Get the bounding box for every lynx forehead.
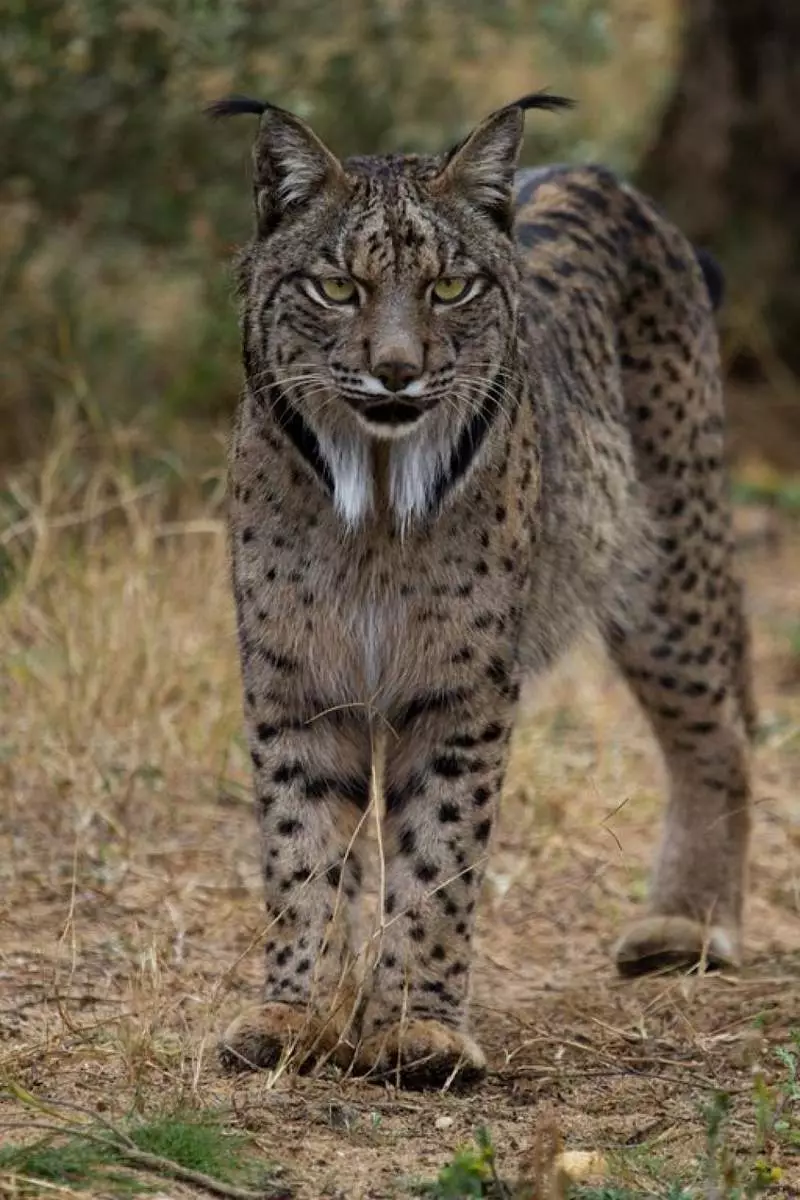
[212,92,755,1089]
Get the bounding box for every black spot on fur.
[431,754,469,779]
[416,861,438,884]
[474,819,492,844]
[386,773,425,814]
[399,828,416,855]
[273,762,302,784]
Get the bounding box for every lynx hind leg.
[609,260,754,975]
[608,522,752,974]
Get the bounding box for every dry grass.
[1,435,798,1198]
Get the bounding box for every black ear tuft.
[205,95,345,233]
[205,95,268,119]
[513,91,576,114]
[694,247,725,311]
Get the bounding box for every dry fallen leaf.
[555,1150,608,1181]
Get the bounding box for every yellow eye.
[432,277,469,304]
[318,277,357,304]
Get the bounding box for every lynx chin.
[209,91,755,1089]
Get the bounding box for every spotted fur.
[215,96,755,1088]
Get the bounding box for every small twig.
[488,1150,513,1199]
[0,1011,130,1071]
[0,1119,281,1200]
[489,1065,745,1092]
[111,1144,285,1200]
[153,519,226,539]
[0,482,162,548]
[0,992,122,1013]
[0,1172,86,1197]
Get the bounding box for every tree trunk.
[637,0,800,465]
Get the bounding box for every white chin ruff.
[317,418,451,533]
[388,436,450,530]
[316,431,374,528]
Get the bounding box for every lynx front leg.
[220,709,372,1073]
[355,692,516,1088]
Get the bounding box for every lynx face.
[236,106,525,526]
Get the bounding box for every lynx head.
[210,93,571,528]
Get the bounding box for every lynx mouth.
[347,396,431,434]
[362,399,425,425]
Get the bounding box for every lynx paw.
[615,915,739,977]
[219,1002,352,1073]
[354,1019,486,1090]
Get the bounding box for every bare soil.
[1,494,798,1198]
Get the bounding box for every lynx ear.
[433,91,574,229]
[434,106,524,226]
[208,96,347,232]
[253,106,347,231]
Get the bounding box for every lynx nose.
[373,358,423,393]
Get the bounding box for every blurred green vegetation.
[1,0,678,464]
